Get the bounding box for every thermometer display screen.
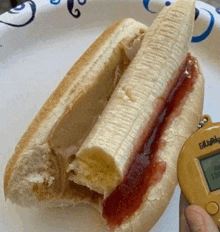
[200,152,220,192]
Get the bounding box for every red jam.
[102,54,198,229]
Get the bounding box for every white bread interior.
[4,0,204,231]
[68,0,198,196]
[67,0,204,231]
[4,18,148,208]
[114,59,204,232]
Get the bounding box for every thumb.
[185,205,219,232]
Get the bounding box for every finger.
[185,205,219,232]
[179,193,190,232]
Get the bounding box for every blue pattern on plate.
[50,0,61,5]
[9,4,26,13]
[0,0,218,44]
[77,0,87,6]
[50,0,87,18]
[165,1,171,6]
[143,0,156,14]
[195,8,200,20]
[192,9,215,43]
[0,0,36,27]
[0,0,87,29]
[67,0,87,18]
[143,0,216,43]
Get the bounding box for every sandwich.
[4,0,204,231]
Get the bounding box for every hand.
[179,193,219,232]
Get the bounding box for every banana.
[4,0,204,231]
[68,0,196,197]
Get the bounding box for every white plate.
[0,0,220,231]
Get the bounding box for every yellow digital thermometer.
[178,115,220,227]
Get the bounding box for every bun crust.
[116,64,204,232]
[4,0,204,231]
[67,0,203,231]
[4,18,148,207]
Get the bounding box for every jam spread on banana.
[102,54,199,228]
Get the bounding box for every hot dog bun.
[4,18,148,208]
[4,0,204,231]
[67,0,204,231]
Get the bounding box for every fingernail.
[185,208,206,232]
